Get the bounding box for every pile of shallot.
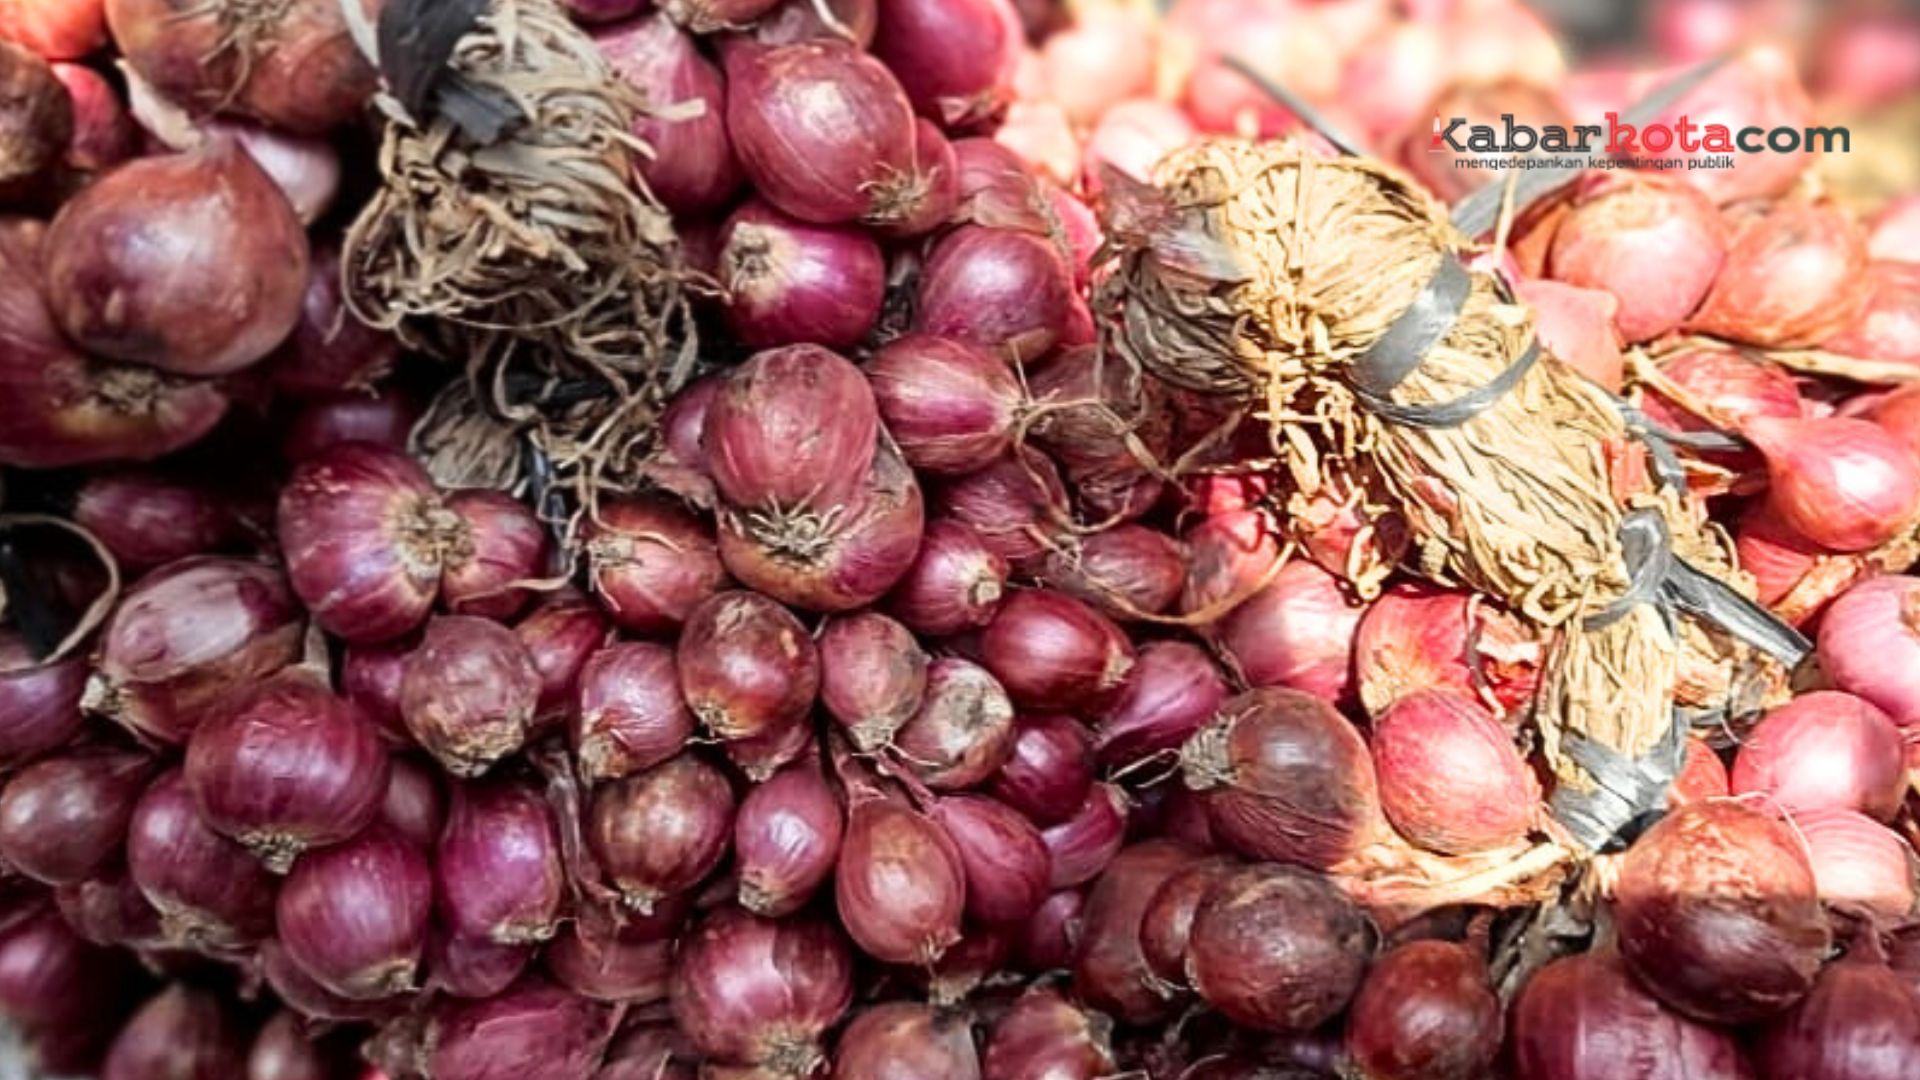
[0,0,1917,1078]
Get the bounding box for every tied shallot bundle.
[1100,140,1793,850]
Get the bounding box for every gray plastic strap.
[1549,718,1687,851]
[1615,400,1749,492]
[1352,254,1471,397]
[1354,338,1542,429]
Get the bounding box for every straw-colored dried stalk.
[1102,139,1772,845]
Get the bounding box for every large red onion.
[1344,938,1501,1080]
[583,496,726,635]
[719,199,884,350]
[915,225,1073,363]
[1612,799,1829,1023]
[1092,640,1229,772]
[102,984,247,1080]
[0,217,228,468]
[126,769,276,948]
[1817,576,1920,725]
[892,656,1017,789]
[1730,691,1907,820]
[72,471,242,573]
[87,556,302,745]
[836,793,966,964]
[938,448,1070,566]
[1370,690,1537,855]
[1182,687,1385,871]
[1794,808,1918,919]
[932,795,1050,925]
[1689,200,1871,348]
[982,589,1134,710]
[1071,840,1192,1025]
[436,777,563,945]
[0,746,151,885]
[989,712,1094,825]
[1743,415,1920,552]
[677,590,819,747]
[516,592,612,726]
[874,0,1014,128]
[1545,174,1728,342]
[0,632,86,767]
[1754,932,1920,1080]
[866,333,1022,476]
[1511,947,1755,1080]
[185,670,389,871]
[590,754,736,915]
[1352,583,1539,719]
[262,244,400,397]
[412,977,616,1080]
[734,760,842,917]
[439,490,548,620]
[276,443,460,643]
[702,343,879,513]
[834,1002,981,1080]
[716,436,924,613]
[819,612,928,752]
[886,519,1009,636]
[982,989,1114,1080]
[597,15,743,215]
[572,641,694,787]
[400,616,540,777]
[1215,558,1363,704]
[1186,863,1372,1032]
[44,139,307,375]
[670,909,853,1075]
[724,41,924,228]
[276,826,431,1000]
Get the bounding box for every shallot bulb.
[1214,558,1363,705]
[409,977,616,1080]
[677,590,819,744]
[886,519,1009,635]
[589,754,736,915]
[1729,691,1908,820]
[719,199,885,351]
[1816,576,1920,725]
[1512,947,1755,1080]
[836,794,967,964]
[734,761,843,917]
[275,826,431,1000]
[982,589,1135,710]
[865,333,1022,476]
[982,990,1115,1080]
[400,616,540,778]
[1612,799,1829,1023]
[0,632,87,767]
[702,343,879,514]
[932,795,1050,925]
[596,15,743,215]
[126,769,277,948]
[989,712,1095,826]
[892,657,1017,790]
[1071,840,1192,1025]
[102,984,247,1080]
[44,138,308,376]
[1185,863,1374,1032]
[1794,808,1918,919]
[670,909,853,1076]
[819,612,928,752]
[1754,933,1920,1080]
[1743,415,1920,552]
[1688,200,1871,348]
[1545,174,1728,342]
[834,1002,981,1080]
[1344,938,1502,1080]
[583,496,727,635]
[572,643,694,784]
[436,777,564,946]
[1370,690,1538,855]
[0,746,153,885]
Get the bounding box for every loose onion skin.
[886,519,1009,635]
[734,760,843,918]
[1072,840,1192,1025]
[44,139,308,376]
[933,795,1050,925]
[0,633,86,767]
[834,1002,981,1080]
[678,591,819,745]
[720,199,885,351]
[982,590,1135,710]
[1546,174,1728,342]
[866,334,1022,476]
[102,984,247,1080]
[573,643,693,785]
[590,754,736,915]
[276,443,459,644]
[1755,935,1920,1080]
[126,769,277,948]
[400,616,541,778]
[836,795,967,964]
[597,14,743,215]
[87,556,303,746]
[989,713,1094,826]
[1743,415,1920,553]
[0,746,152,885]
[915,225,1073,363]
[414,977,617,1080]
[1613,800,1830,1024]
[185,670,390,871]
[1729,691,1908,820]
[583,496,727,635]
[276,826,431,1001]
[1093,641,1229,771]
[543,919,676,1005]
[724,41,920,227]
[436,777,564,946]
[1370,690,1537,855]
[1185,863,1373,1033]
[892,657,1017,790]
[1344,938,1501,1080]
[669,909,854,1076]
[1183,688,1384,871]
[819,612,928,752]
[1512,947,1756,1080]
[702,343,879,513]
[982,990,1114,1080]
